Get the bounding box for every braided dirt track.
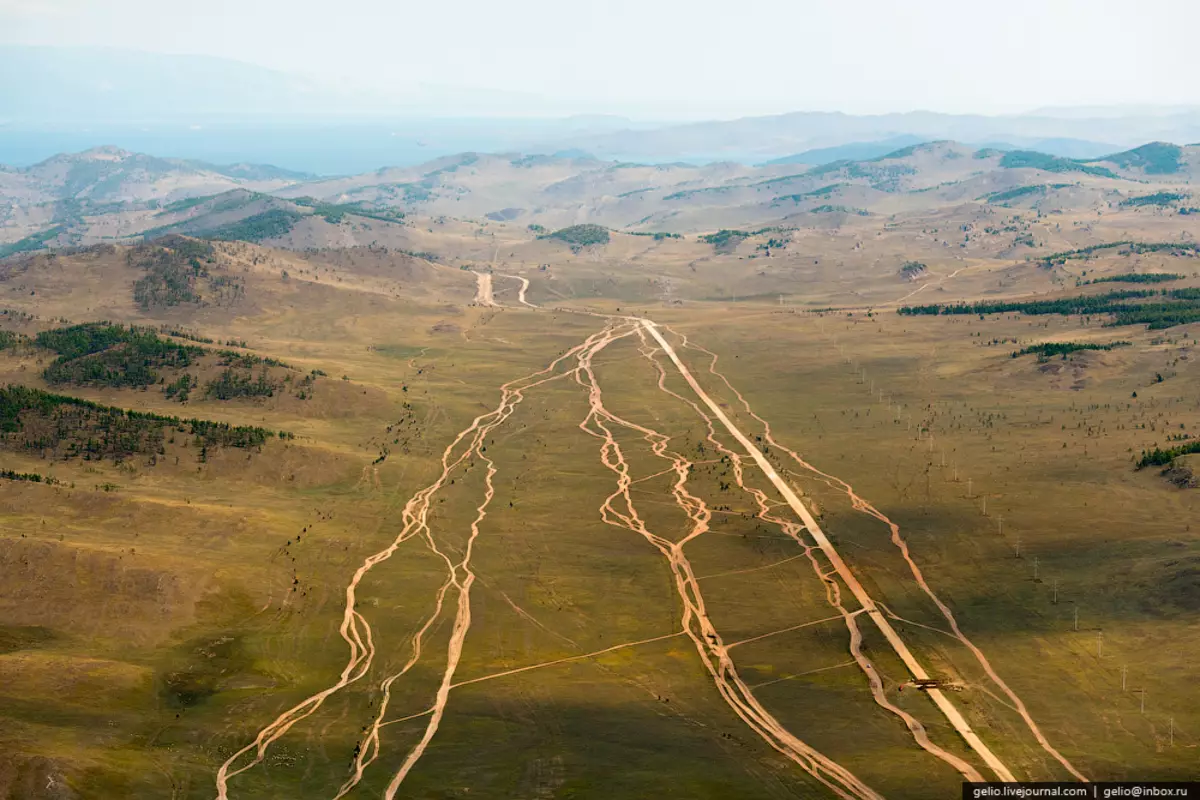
[213,280,1087,797]
[639,320,1016,783]
[666,329,1087,783]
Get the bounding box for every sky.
[3,0,1200,119]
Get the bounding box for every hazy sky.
[4,0,1200,119]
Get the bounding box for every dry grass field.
[2,152,1199,798]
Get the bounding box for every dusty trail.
[497,273,536,307]
[371,327,622,799]
[333,577,452,799]
[218,270,1072,795]
[576,326,884,800]
[217,326,618,799]
[893,265,971,305]
[641,320,1017,783]
[472,271,498,306]
[637,333,984,783]
[452,631,687,689]
[668,328,1086,782]
[382,455,498,798]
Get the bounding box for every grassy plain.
[1,207,1198,799]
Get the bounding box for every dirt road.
[473,271,497,306]
[217,329,615,799]
[216,287,1091,796]
[639,319,1019,783]
[498,273,535,307]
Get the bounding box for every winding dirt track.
[639,320,1018,783]
[216,326,618,799]
[472,271,498,306]
[215,277,1088,797]
[635,331,985,783]
[670,331,1087,783]
[497,273,535,307]
[575,324,883,800]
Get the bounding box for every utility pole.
[1052,577,1058,603]
[1139,688,1146,714]
[998,515,1003,535]
[1033,556,1039,580]
[1097,631,1103,658]
[1169,717,1174,747]
[1073,606,1079,632]
[1121,665,1127,691]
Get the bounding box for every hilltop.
[8,140,1200,259]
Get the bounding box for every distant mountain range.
[538,111,1200,165]
[6,46,1200,174]
[3,139,1198,259]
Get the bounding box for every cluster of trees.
[1109,302,1200,329]
[1099,142,1183,175]
[1087,273,1182,284]
[397,249,440,261]
[203,209,302,243]
[902,288,1200,329]
[293,371,319,401]
[771,183,845,204]
[154,236,215,261]
[700,226,796,253]
[129,239,244,308]
[900,261,927,279]
[216,350,290,370]
[290,197,406,225]
[807,160,916,187]
[130,244,206,308]
[205,368,282,400]
[1120,192,1190,208]
[160,327,215,344]
[663,186,734,201]
[628,231,682,240]
[1040,240,1200,267]
[1011,341,1131,360]
[158,194,218,214]
[700,229,750,252]
[900,289,1157,317]
[0,385,285,463]
[0,469,61,485]
[0,225,66,259]
[36,323,203,388]
[0,330,28,349]
[982,184,1070,204]
[810,204,869,216]
[29,323,308,403]
[1136,441,1200,469]
[542,224,611,251]
[998,150,1117,178]
[164,373,196,403]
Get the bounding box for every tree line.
[900,288,1200,329]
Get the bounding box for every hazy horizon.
[4,0,1200,119]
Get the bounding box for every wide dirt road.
[639,318,1019,783]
